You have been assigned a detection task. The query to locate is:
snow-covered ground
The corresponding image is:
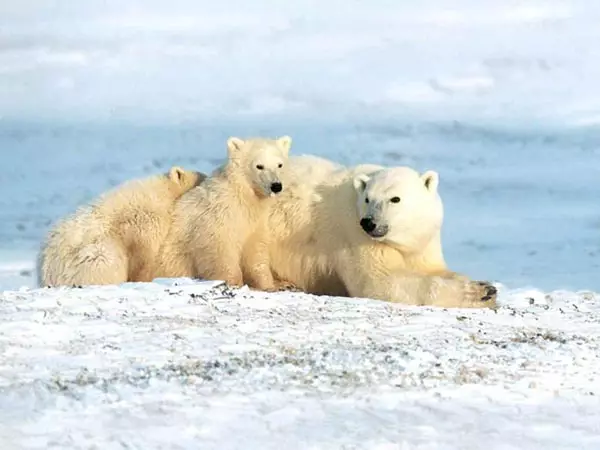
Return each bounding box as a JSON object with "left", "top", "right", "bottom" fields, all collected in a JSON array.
[
  {"left": 1, "top": 1, "right": 600, "bottom": 448},
  {"left": 1, "top": 280, "right": 600, "bottom": 449}
]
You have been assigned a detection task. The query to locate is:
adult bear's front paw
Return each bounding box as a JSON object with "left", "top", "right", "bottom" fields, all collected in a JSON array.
[{"left": 464, "top": 280, "right": 498, "bottom": 308}]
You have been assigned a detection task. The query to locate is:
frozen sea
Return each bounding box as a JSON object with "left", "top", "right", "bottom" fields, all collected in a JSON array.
[{"left": 1, "top": 1, "right": 600, "bottom": 448}]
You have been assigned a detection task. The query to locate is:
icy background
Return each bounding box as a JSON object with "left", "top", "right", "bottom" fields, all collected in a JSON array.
[{"left": 1, "top": 1, "right": 600, "bottom": 448}]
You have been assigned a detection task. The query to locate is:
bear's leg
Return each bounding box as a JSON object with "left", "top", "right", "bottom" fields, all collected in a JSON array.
[
  {"left": 430, "top": 270, "right": 470, "bottom": 282},
  {"left": 153, "top": 237, "right": 196, "bottom": 279},
  {"left": 128, "top": 238, "right": 164, "bottom": 282},
  {"left": 211, "top": 262, "right": 244, "bottom": 288},
  {"left": 426, "top": 270, "right": 499, "bottom": 307},
  {"left": 241, "top": 229, "right": 278, "bottom": 292},
  {"left": 420, "top": 275, "right": 497, "bottom": 308},
  {"left": 194, "top": 244, "right": 244, "bottom": 288},
  {"left": 343, "top": 269, "right": 497, "bottom": 309}
]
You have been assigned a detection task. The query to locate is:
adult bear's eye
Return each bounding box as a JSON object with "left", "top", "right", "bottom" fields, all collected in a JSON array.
[
  {"left": 390, "top": 196, "right": 401, "bottom": 203},
  {"left": 365, "top": 197, "right": 369, "bottom": 204},
  {"left": 278, "top": 163, "right": 283, "bottom": 168},
  {"left": 256, "top": 164, "right": 264, "bottom": 170}
]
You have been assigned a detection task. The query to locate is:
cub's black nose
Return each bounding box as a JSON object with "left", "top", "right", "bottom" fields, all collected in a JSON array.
[
  {"left": 270, "top": 182, "right": 283, "bottom": 193},
  {"left": 360, "top": 217, "right": 376, "bottom": 233}
]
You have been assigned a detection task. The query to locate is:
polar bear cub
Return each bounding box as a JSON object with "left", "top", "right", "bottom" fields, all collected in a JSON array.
[
  {"left": 37, "top": 166, "right": 204, "bottom": 287},
  {"left": 158, "top": 136, "right": 292, "bottom": 290}
]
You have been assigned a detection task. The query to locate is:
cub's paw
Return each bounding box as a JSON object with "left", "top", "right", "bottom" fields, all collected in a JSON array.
[
  {"left": 258, "top": 284, "right": 280, "bottom": 293},
  {"left": 275, "top": 280, "right": 302, "bottom": 292},
  {"left": 224, "top": 278, "right": 244, "bottom": 289},
  {"left": 248, "top": 281, "right": 300, "bottom": 293},
  {"left": 464, "top": 281, "right": 497, "bottom": 308}
]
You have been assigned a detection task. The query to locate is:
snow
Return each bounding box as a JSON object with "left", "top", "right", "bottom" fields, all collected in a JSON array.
[
  {"left": 2, "top": 1, "right": 600, "bottom": 448},
  {"left": 1, "top": 280, "right": 600, "bottom": 449}
]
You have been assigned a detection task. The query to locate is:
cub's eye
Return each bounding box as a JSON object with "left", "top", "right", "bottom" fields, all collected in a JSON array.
[
  {"left": 278, "top": 163, "right": 283, "bottom": 168},
  {"left": 365, "top": 197, "right": 369, "bottom": 204},
  {"left": 390, "top": 196, "right": 401, "bottom": 203},
  {"left": 256, "top": 164, "right": 264, "bottom": 170}
]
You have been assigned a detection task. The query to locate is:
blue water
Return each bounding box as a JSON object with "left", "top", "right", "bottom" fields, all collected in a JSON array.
[{"left": 1, "top": 119, "right": 599, "bottom": 292}]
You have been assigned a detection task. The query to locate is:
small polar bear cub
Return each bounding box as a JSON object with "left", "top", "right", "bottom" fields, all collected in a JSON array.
[
  {"left": 38, "top": 166, "right": 204, "bottom": 287},
  {"left": 159, "top": 136, "right": 292, "bottom": 291}
]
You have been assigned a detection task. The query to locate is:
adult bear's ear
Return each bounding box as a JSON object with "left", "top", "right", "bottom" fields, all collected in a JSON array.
[
  {"left": 421, "top": 170, "right": 439, "bottom": 192},
  {"left": 168, "top": 166, "right": 186, "bottom": 184},
  {"left": 277, "top": 135, "right": 292, "bottom": 155},
  {"left": 227, "top": 137, "right": 245, "bottom": 159},
  {"left": 353, "top": 173, "right": 370, "bottom": 193}
]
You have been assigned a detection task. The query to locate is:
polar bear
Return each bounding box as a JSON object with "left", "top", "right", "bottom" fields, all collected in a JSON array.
[
  {"left": 37, "top": 166, "right": 204, "bottom": 287},
  {"left": 266, "top": 158, "right": 497, "bottom": 308},
  {"left": 157, "top": 136, "right": 292, "bottom": 291}
]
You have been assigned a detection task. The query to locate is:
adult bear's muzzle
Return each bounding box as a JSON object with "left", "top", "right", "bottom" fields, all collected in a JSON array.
[{"left": 360, "top": 217, "right": 389, "bottom": 238}]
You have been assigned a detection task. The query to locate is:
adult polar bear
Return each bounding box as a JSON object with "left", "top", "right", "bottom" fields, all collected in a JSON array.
[{"left": 266, "top": 155, "right": 497, "bottom": 308}]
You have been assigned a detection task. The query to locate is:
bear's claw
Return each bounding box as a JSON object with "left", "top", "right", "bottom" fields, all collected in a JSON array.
[
  {"left": 479, "top": 284, "right": 497, "bottom": 303},
  {"left": 462, "top": 280, "right": 498, "bottom": 308},
  {"left": 475, "top": 282, "right": 497, "bottom": 301},
  {"left": 276, "top": 281, "right": 302, "bottom": 292}
]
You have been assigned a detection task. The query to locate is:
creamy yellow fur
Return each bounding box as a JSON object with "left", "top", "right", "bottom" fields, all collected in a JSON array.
[
  {"left": 157, "top": 136, "right": 292, "bottom": 290},
  {"left": 37, "top": 167, "right": 204, "bottom": 287},
  {"left": 265, "top": 156, "right": 497, "bottom": 308}
]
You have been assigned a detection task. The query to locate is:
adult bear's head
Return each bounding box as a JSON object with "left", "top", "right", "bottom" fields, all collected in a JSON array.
[{"left": 352, "top": 166, "right": 444, "bottom": 253}]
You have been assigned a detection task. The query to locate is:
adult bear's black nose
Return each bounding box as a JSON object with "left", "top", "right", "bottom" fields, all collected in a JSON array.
[
  {"left": 360, "top": 217, "right": 376, "bottom": 233},
  {"left": 270, "top": 182, "right": 283, "bottom": 194}
]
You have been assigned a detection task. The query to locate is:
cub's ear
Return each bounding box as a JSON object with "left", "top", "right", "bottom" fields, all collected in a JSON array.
[
  {"left": 277, "top": 135, "right": 292, "bottom": 155},
  {"left": 421, "top": 170, "right": 439, "bottom": 192},
  {"left": 168, "top": 166, "right": 186, "bottom": 184},
  {"left": 353, "top": 173, "right": 370, "bottom": 193},
  {"left": 227, "top": 137, "right": 245, "bottom": 158}
]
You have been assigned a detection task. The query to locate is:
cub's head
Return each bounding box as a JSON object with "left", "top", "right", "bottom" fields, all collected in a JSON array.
[
  {"left": 226, "top": 136, "right": 292, "bottom": 198},
  {"left": 167, "top": 166, "right": 206, "bottom": 197},
  {"left": 353, "top": 167, "right": 443, "bottom": 252}
]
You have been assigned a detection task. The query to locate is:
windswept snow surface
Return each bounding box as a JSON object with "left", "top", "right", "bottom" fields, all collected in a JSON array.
[{"left": 1, "top": 279, "right": 600, "bottom": 449}]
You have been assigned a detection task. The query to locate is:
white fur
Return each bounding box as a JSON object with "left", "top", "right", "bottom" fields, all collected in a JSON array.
[
  {"left": 37, "top": 167, "right": 204, "bottom": 287},
  {"left": 264, "top": 156, "right": 497, "bottom": 308},
  {"left": 353, "top": 167, "right": 443, "bottom": 253},
  {"left": 157, "top": 136, "right": 293, "bottom": 291}
]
